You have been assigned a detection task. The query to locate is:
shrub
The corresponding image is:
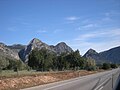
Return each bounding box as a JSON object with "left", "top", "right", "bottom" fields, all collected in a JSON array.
[{"left": 102, "top": 63, "right": 111, "bottom": 70}]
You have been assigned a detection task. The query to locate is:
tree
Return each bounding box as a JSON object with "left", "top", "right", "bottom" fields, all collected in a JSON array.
[
  {"left": 28, "top": 48, "right": 55, "bottom": 71},
  {"left": 110, "top": 63, "right": 118, "bottom": 68},
  {"left": 102, "top": 63, "right": 111, "bottom": 70},
  {"left": 28, "top": 49, "right": 44, "bottom": 70},
  {"left": 85, "top": 58, "right": 96, "bottom": 71},
  {"left": 28, "top": 49, "right": 96, "bottom": 71},
  {"left": 0, "top": 57, "right": 9, "bottom": 73},
  {"left": 0, "top": 57, "right": 9, "bottom": 70}
]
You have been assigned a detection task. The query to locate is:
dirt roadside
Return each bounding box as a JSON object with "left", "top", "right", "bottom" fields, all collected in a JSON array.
[{"left": 0, "top": 70, "right": 103, "bottom": 90}]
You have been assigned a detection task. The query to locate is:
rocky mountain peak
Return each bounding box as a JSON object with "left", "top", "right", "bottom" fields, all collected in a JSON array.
[
  {"left": 19, "top": 38, "right": 51, "bottom": 62},
  {"left": 83, "top": 48, "right": 99, "bottom": 61},
  {"left": 86, "top": 48, "right": 98, "bottom": 54},
  {"left": 19, "top": 39, "right": 73, "bottom": 62},
  {"left": 0, "top": 42, "right": 20, "bottom": 60},
  {"left": 0, "top": 42, "right": 6, "bottom": 47},
  {"left": 28, "top": 38, "right": 49, "bottom": 51},
  {"left": 29, "top": 38, "right": 43, "bottom": 45},
  {"left": 83, "top": 46, "right": 120, "bottom": 64},
  {"left": 56, "top": 42, "right": 66, "bottom": 46},
  {"left": 7, "top": 44, "right": 26, "bottom": 52},
  {"left": 54, "top": 42, "right": 73, "bottom": 54}
]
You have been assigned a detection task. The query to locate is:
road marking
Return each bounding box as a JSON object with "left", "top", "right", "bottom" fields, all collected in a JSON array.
[
  {"left": 21, "top": 69, "right": 118, "bottom": 90},
  {"left": 43, "top": 72, "right": 108, "bottom": 90},
  {"left": 43, "top": 77, "right": 84, "bottom": 90},
  {"left": 94, "top": 78, "right": 111, "bottom": 90},
  {"left": 98, "top": 86, "right": 103, "bottom": 90},
  {"left": 43, "top": 74, "right": 107, "bottom": 90}
]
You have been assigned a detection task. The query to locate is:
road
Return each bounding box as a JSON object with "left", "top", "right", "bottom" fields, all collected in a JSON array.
[{"left": 21, "top": 68, "right": 120, "bottom": 90}]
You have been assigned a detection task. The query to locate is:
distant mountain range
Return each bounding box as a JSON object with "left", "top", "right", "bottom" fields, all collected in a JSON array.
[
  {"left": 0, "top": 43, "right": 20, "bottom": 61},
  {"left": 83, "top": 46, "right": 120, "bottom": 64},
  {"left": 7, "top": 44, "right": 26, "bottom": 52},
  {"left": 19, "top": 38, "right": 73, "bottom": 62},
  {"left": 0, "top": 38, "right": 120, "bottom": 64}
]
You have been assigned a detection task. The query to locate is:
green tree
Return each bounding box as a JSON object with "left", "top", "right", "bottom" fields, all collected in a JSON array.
[
  {"left": 85, "top": 58, "right": 96, "bottom": 71},
  {"left": 28, "top": 48, "right": 56, "bottom": 71},
  {"left": 0, "top": 57, "right": 9, "bottom": 72},
  {"left": 102, "top": 63, "right": 111, "bottom": 70},
  {"left": 110, "top": 63, "right": 118, "bottom": 68}
]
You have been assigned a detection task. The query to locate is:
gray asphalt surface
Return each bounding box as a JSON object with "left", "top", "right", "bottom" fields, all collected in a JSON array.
[{"left": 21, "top": 68, "right": 120, "bottom": 90}]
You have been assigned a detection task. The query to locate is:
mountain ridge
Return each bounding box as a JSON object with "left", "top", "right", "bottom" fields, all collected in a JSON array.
[
  {"left": 83, "top": 46, "right": 120, "bottom": 63},
  {"left": 0, "top": 42, "right": 20, "bottom": 60},
  {"left": 0, "top": 38, "right": 120, "bottom": 64},
  {"left": 19, "top": 38, "right": 73, "bottom": 62}
]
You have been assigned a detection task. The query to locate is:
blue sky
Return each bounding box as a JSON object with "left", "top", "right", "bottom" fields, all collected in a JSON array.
[{"left": 0, "top": 0, "right": 120, "bottom": 55}]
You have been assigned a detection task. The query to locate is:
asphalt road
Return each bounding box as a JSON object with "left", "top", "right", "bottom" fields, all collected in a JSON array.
[{"left": 21, "top": 68, "right": 120, "bottom": 90}]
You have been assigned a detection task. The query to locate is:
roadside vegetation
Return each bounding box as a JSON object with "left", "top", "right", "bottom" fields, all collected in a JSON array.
[
  {"left": 0, "top": 49, "right": 119, "bottom": 77},
  {"left": 28, "top": 49, "right": 119, "bottom": 71},
  {"left": 0, "top": 49, "right": 119, "bottom": 90},
  {"left": 28, "top": 49, "right": 96, "bottom": 71}
]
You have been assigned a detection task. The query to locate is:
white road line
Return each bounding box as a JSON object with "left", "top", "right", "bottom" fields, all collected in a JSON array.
[
  {"left": 43, "top": 72, "right": 108, "bottom": 90},
  {"left": 20, "top": 75, "right": 89, "bottom": 90},
  {"left": 98, "top": 86, "right": 103, "bottom": 90},
  {"left": 21, "top": 70, "right": 115, "bottom": 90},
  {"left": 94, "top": 78, "right": 110, "bottom": 90},
  {"left": 43, "top": 77, "right": 87, "bottom": 90},
  {"left": 43, "top": 73, "right": 106, "bottom": 90}
]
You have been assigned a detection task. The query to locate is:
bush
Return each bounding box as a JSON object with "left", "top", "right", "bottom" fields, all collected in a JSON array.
[
  {"left": 0, "top": 68, "right": 2, "bottom": 73},
  {"left": 111, "top": 64, "right": 118, "bottom": 68},
  {"left": 86, "top": 66, "right": 96, "bottom": 71},
  {"left": 102, "top": 63, "right": 111, "bottom": 70},
  {"left": 14, "top": 67, "right": 18, "bottom": 72}
]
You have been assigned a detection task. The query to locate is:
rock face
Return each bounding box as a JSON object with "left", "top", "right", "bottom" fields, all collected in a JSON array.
[
  {"left": 19, "top": 38, "right": 73, "bottom": 62},
  {"left": 99, "top": 46, "right": 120, "bottom": 63},
  {"left": 7, "top": 44, "right": 26, "bottom": 52},
  {"left": 83, "top": 46, "right": 120, "bottom": 64},
  {"left": 1, "top": 38, "right": 119, "bottom": 64},
  {"left": 53, "top": 42, "right": 73, "bottom": 54},
  {"left": 0, "top": 43, "right": 20, "bottom": 60}
]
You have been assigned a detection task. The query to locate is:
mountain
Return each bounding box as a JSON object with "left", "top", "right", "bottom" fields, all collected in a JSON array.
[
  {"left": 83, "top": 49, "right": 99, "bottom": 59},
  {"left": 19, "top": 38, "right": 73, "bottom": 62},
  {"left": 83, "top": 46, "right": 120, "bottom": 64},
  {"left": 50, "top": 42, "right": 73, "bottom": 55},
  {"left": 99, "top": 46, "right": 120, "bottom": 63},
  {"left": 7, "top": 44, "right": 26, "bottom": 52},
  {"left": 1, "top": 38, "right": 119, "bottom": 64},
  {"left": 0, "top": 42, "right": 20, "bottom": 61}
]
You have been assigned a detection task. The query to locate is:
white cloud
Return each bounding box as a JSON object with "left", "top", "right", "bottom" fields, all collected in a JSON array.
[
  {"left": 65, "top": 16, "right": 79, "bottom": 21},
  {"left": 101, "top": 17, "right": 112, "bottom": 22},
  {"left": 67, "top": 28, "right": 120, "bottom": 55},
  {"left": 8, "top": 27, "right": 17, "bottom": 32},
  {"left": 104, "top": 10, "right": 120, "bottom": 17},
  {"left": 105, "top": 12, "right": 110, "bottom": 17},
  {"left": 76, "top": 23, "right": 98, "bottom": 31},
  {"left": 75, "top": 28, "right": 120, "bottom": 41},
  {"left": 75, "top": 33, "right": 97, "bottom": 41},
  {"left": 36, "top": 30, "right": 47, "bottom": 33},
  {"left": 83, "top": 24, "right": 97, "bottom": 28},
  {"left": 67, "top": 39, "right": 120, "bottom": 55},
  {"left": 102, "top": 10, "right": 120, "bottom": 22},
  {"left": 53, "top": 29, "right": 63, "bottom": 33}
]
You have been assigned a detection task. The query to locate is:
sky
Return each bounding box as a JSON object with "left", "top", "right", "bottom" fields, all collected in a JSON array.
[{"left": 0, "top": 0, "right": 120, "bottom": 55}]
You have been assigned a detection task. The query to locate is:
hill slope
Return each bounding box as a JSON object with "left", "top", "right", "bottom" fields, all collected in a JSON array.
[
  {"left": 83, "top": 46, "right": 120, "bottom": 63},
  {"left": 0, "top": 43, "right": 20, "bottom": 60},
  {"left": 19, "top": 38, "right": 73, "bottom": 62}
]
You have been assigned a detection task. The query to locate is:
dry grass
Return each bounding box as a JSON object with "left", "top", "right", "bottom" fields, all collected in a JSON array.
[{"left": 0, "top": 70, "right": 102, "bottom": 90}]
